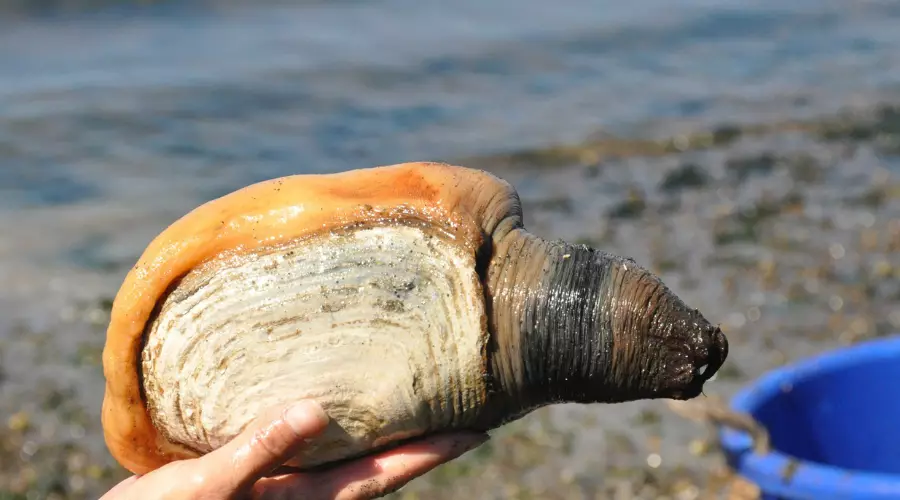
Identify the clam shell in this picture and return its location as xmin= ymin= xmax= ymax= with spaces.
xmin=142 ymin=223 xmax=489 ymax=468
xmin=102 ymin=162 xmax=520 ymax=474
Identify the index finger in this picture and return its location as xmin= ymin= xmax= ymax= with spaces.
xmin=199 ymin=400 xmax=330 ymax=493
xmin=255 ymin=432 xmax=489 ymax=500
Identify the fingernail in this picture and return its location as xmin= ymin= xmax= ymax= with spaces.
xmin=284 ymin=400 xmax=329 ymax=435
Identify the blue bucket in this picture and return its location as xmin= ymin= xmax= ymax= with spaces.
xmin=719 ymin=334 xmax=900 ymax=500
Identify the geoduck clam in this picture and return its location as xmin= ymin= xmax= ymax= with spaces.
xmin=101 ymin=162 xmax=728 ymax=475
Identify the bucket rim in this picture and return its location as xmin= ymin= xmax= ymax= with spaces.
xmin=719 ymin=334 xmax=900 ymax=498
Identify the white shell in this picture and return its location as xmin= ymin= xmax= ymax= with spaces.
xmin=141 ymin=224 xmax=490 ymax=467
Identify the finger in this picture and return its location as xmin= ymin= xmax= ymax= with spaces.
xmin=199 ymin=400 xmax=330 ymax=493
xmin=330 ymin=433 xmax=488 ymax=500
xmin=254 ymin=432 xmax=488 ymax=500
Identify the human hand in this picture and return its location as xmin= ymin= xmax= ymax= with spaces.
xmin=100 ymin=400 xmax=488 ymax=500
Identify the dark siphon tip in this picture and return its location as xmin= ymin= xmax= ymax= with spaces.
xmin=700 ymin=326 xmax=728 ymax=382
xmin=600 ymin=259 xmax=730 ymax=402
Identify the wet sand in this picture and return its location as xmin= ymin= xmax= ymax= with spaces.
xmin=1 ymin=102 xmax=898 ymax=499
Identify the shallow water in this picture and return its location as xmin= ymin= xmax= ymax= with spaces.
xmin=1 ymin=1 xmax=900 ymax=498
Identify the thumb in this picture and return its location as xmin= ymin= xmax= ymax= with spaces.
xmin=198 ymin=400 xmax=330 ymax=493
